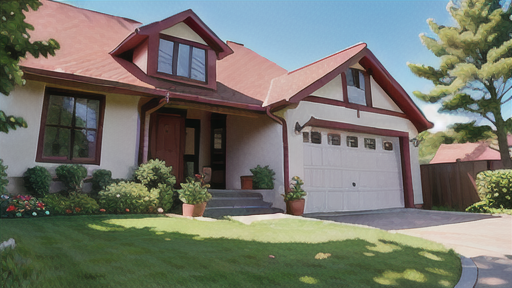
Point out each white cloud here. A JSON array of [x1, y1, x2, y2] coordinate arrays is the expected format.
[[420, 103, 473, 132]]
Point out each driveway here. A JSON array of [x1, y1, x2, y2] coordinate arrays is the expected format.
[[305, 208, 512, 288]]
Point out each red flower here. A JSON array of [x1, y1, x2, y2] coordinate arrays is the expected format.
[[99, 208, 106, 212], [6, 205, 15, 212], [75, 207, 81, 213], [66, 209, 72, 214], [37, 202, 44, 209], [125, 208, 130, 212]]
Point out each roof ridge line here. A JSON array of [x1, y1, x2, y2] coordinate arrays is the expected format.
[[47, 0, 141, 25], [287, 42, 366, 75]]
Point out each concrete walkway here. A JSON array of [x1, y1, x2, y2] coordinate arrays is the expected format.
[[304, 208, 512, 288]]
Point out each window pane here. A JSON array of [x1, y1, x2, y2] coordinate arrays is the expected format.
[[346, 70, 354, 87], [191, 47, 206, 81], [311, 132, 321, 144], [43, 127, 70, 158], [73, 129, 96, 159], [47, 95, 74, 126], [157, 39, 174, 74], [364, 138, 376, 150], [86, 99, 99, 129], [359, 71, 365, 90], [177, 43, 191, 77], [347, 136, 358, 148], [75, 98, 87, 128]]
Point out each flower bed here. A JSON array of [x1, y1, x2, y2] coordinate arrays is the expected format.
[[1, 194, 49, 218]]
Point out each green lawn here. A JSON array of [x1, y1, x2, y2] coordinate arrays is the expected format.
[[1, 215, 461, 288]]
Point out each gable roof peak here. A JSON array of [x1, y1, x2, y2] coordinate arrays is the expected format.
[[288, 42, 367, 75]]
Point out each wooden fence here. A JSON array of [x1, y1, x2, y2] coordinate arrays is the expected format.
[[420, 160, 503, 211]]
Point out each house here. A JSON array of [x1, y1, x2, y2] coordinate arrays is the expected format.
[[0, 0, 432, 213], [430, 135, 512, 169]]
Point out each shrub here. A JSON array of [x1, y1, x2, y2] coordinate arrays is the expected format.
[[91, 169, 113, 199], [1, 195, 48, 218], [0, 159, 8, 194], [476, 170, 512, 209], [134, 159, 176, 189], [23, 166, 52, 198], [56, 164, 87, 194], [1, 246, 38, 288], [465, 200, 490, 213], [134, 159, 176, 211], [177, 176, 212, 205], [250, 165, 275, 189], [98, 182, 158, 214], [41, 193, 99, 215]]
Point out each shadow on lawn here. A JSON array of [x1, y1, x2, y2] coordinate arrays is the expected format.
[[1, 215, 461, 288]]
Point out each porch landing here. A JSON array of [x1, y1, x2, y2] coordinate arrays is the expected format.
[[204, 189, 284, 218]]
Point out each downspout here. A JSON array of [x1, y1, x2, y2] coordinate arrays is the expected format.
[[266, 107, 290, 193]]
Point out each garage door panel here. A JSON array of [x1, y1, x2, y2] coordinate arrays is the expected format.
[[311, 146, 323, 166], [326, 192, 343, 211], [343, 192, 359, 211], [305, 191, 327, 213]]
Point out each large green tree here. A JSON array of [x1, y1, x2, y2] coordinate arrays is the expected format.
[[409, 0, 512, 168], [0, 0, 59, 133]]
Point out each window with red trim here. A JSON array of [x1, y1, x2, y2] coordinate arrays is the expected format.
[[157, 38, 206, 82], [36, 88, 105, 164], [346, 68, 367, 105]]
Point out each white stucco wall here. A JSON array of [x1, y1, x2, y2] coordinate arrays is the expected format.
[[310, 75, 343, 100], [371, 77, 403, 112], [0, 81, 140, 194], [226, 115, 285, 210], [161, 22, 207, 45], [283, 101, 423, 206]]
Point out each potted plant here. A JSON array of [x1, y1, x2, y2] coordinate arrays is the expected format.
[[282, 176, 307, 216], [250, 165, 275, 189], [177, 174, 212, 217]]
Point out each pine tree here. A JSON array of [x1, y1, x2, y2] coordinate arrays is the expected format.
[[0, 0, 59, 133], [409, 0, 512, 168]]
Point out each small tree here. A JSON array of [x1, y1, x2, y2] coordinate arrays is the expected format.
[[0, 0, 59, 133], [409, 0, 512, 168]]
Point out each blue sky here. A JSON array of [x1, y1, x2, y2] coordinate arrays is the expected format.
[[56, 0, 511, 132]]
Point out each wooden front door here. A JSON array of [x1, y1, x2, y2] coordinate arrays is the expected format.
[[150, 113, 185, 182]]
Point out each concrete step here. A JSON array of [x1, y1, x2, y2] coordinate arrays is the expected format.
[[207, 198, 272, 208], [204, 189, 283, 218], [203, 207, 285, 218], [209, 189, 263, 199]]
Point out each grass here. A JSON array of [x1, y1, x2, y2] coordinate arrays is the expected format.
[[1, 215, 461, 288]]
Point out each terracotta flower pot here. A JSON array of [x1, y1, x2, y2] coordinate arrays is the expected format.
[[182, 202, 207, 217], [240, 176, 253, 190], [287, 199, 305, 216]]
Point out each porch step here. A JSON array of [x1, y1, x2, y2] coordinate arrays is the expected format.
[[205, 189, 284, 218]]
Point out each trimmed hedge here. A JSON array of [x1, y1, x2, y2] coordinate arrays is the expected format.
[[98, 182, 159, 214], [23, 166, 52, 198], [476, 169, 512, 209]]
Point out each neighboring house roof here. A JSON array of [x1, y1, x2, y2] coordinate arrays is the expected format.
[[21, 0, 432, 131], [430, 142, 501, 164]]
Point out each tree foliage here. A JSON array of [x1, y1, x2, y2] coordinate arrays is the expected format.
[[0, 0, 59, 133], [409, 0, 512, 168]]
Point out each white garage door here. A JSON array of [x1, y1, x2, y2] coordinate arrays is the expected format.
[[303, 129, 404, 213]]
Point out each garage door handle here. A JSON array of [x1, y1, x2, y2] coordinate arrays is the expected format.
[[352, 182, 356, 187]]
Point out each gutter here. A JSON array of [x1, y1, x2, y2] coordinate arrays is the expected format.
[[266, 107, 290, 193]]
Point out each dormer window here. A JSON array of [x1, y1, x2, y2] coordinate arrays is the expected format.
[[157, 37, 206, 82], [346, 68, 366, 105]]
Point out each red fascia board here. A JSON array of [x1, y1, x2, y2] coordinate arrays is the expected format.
[[22, 67, 264, 112], [110, 32, 148, 56], [137, 10, 233, 60], [304, 117, 409, 138], [358, 50, 433, 132]]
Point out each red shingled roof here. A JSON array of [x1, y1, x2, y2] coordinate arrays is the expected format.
[[430, 142, 501, 164], [264, 43, 367, 106], [217, 42, 288, 102]]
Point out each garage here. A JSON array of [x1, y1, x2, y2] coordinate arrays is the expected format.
[[302, 128, 404, 213]]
